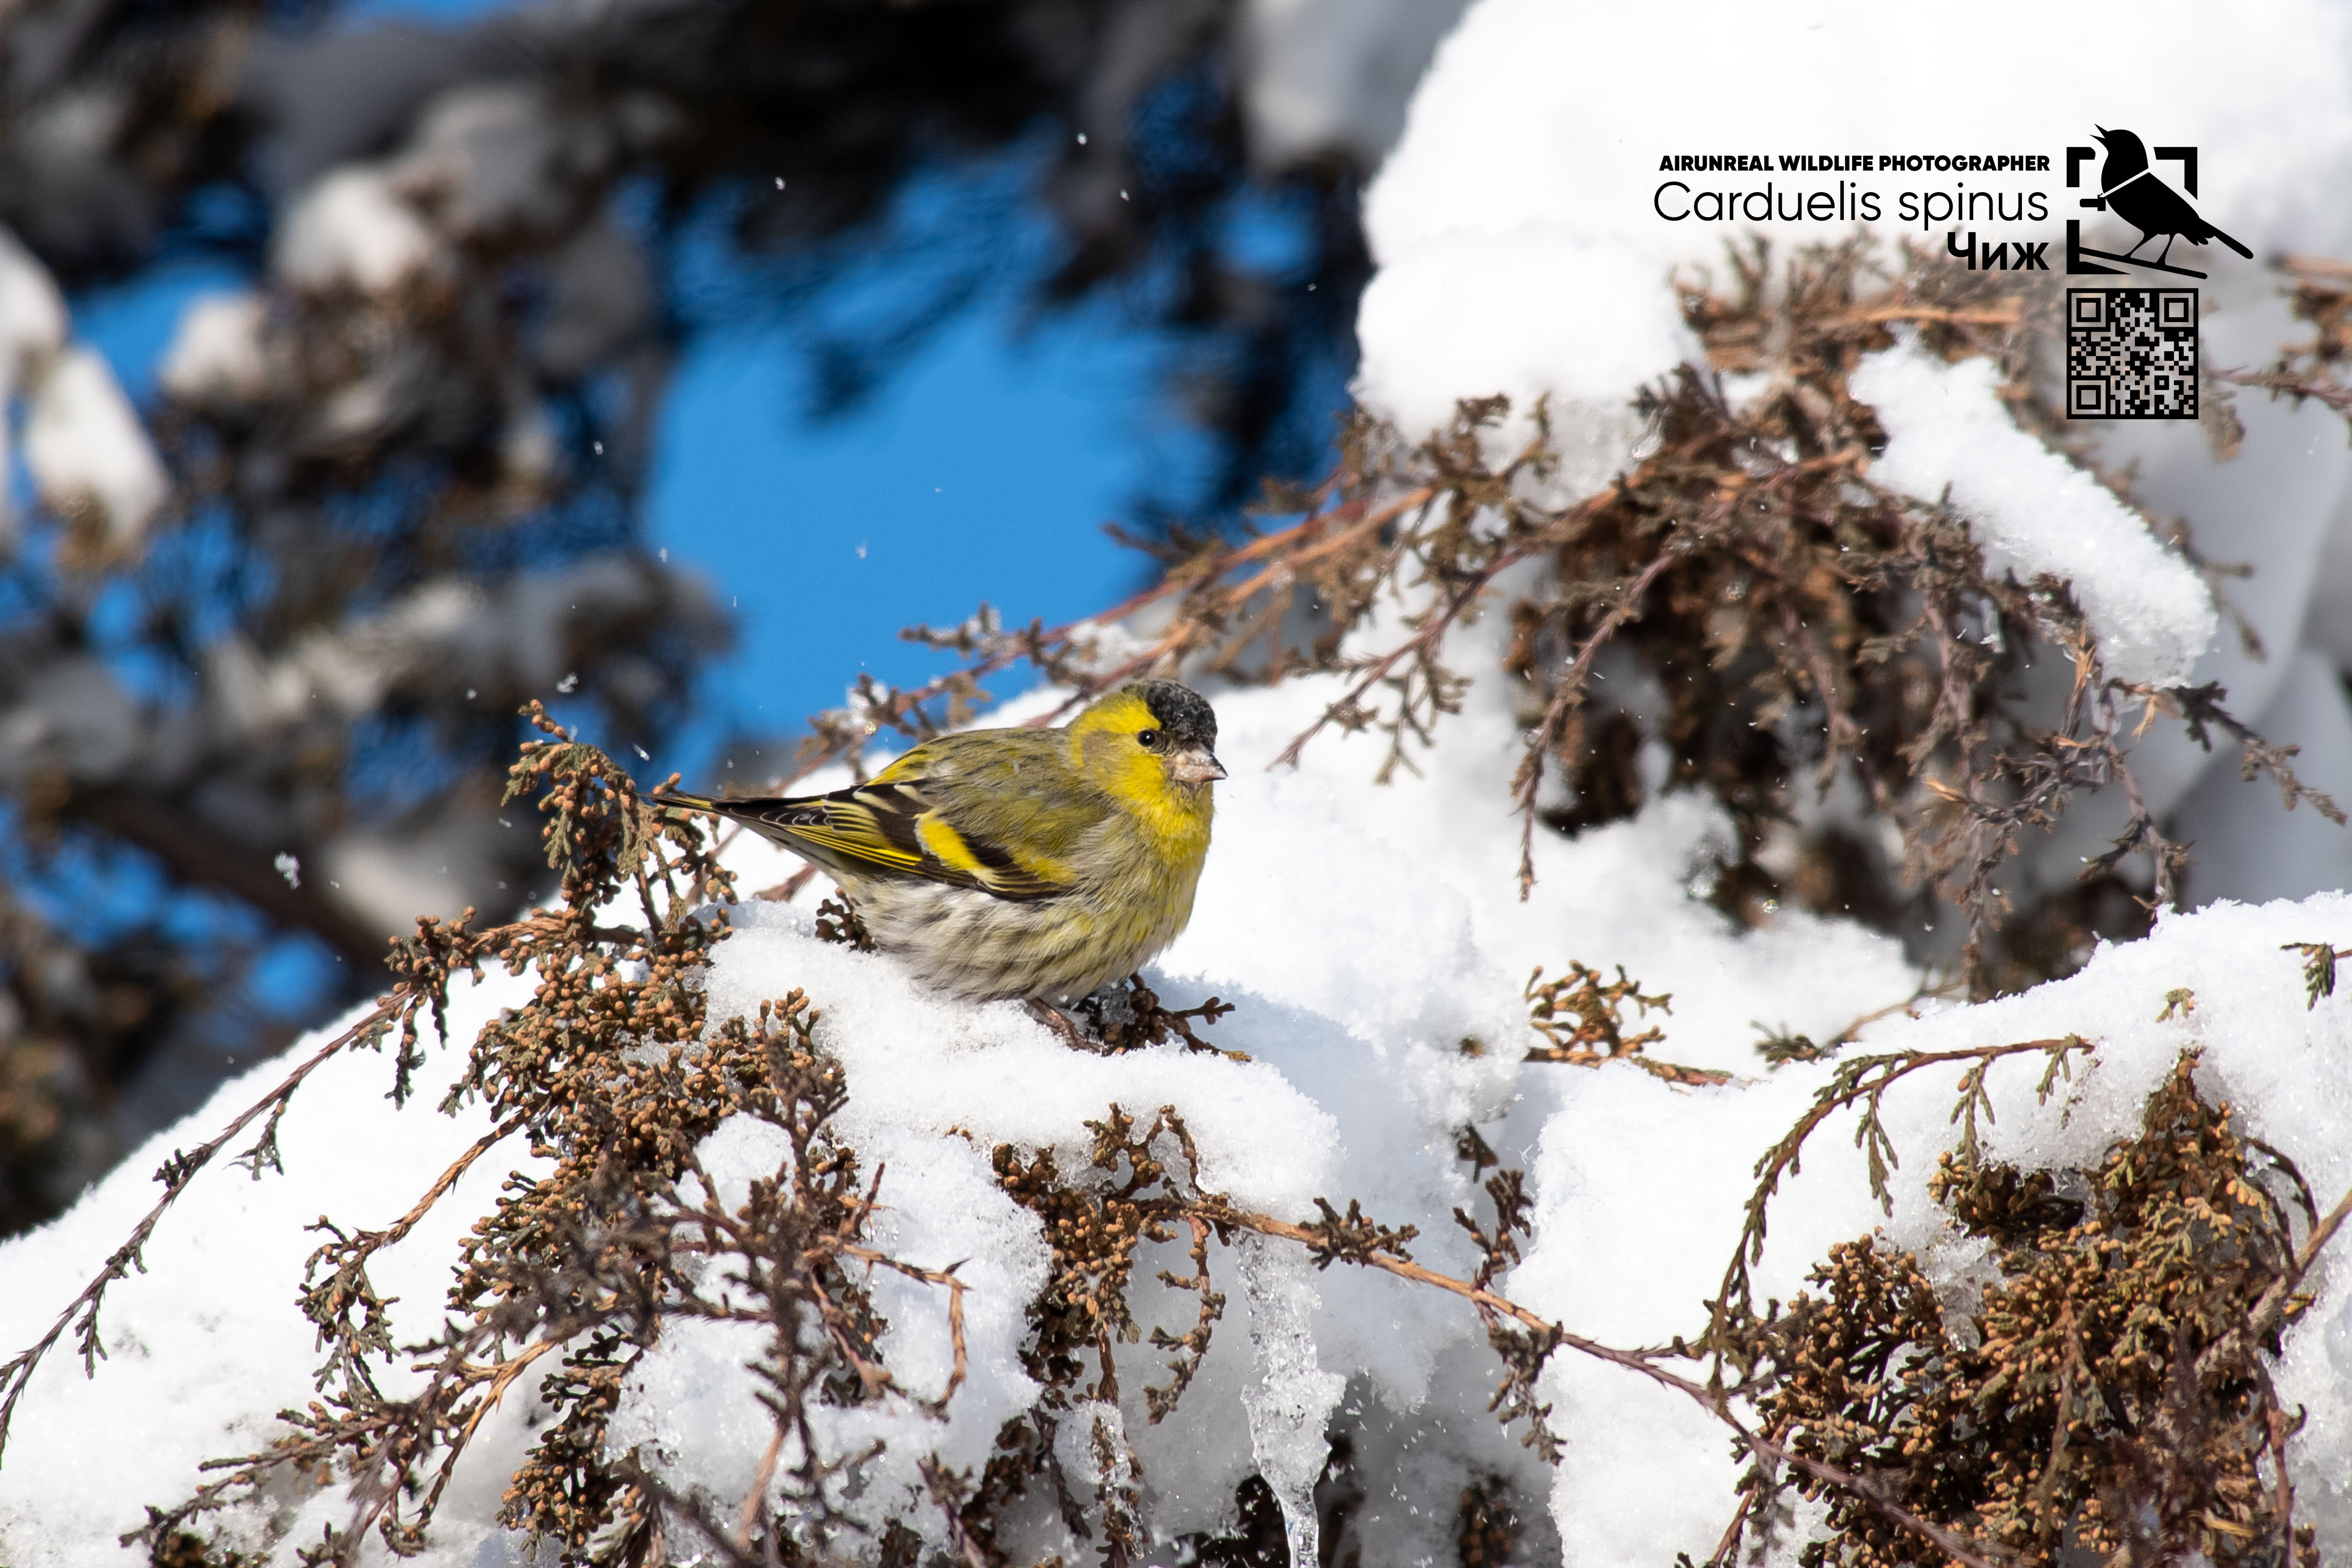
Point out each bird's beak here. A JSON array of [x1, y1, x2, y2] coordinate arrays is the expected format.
[[1170, 745, 1227, 785], [2093, 126, 2108, 144]]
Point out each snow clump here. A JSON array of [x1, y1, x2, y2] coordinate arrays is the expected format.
[[1849, 341, 2217, 686], [0, 226, 166, 548]]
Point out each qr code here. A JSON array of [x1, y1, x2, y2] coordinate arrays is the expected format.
[[2067, 288, 2198, 419]]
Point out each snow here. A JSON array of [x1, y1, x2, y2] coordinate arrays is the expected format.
[[0, 227, 66, 386], [158, 291, 271, 407], [1363, 0, 2352, 275], [1518, 890, 2352, 1557], [0, 656, 139, 786], [1356, 0, 2352, 905], [393, 84, 586, 242], [0, 991, 545, 1567], [2034, 298, 2352, 874], [274, 166, 436, 294], [1850, 341, 2217, 686], [531, 219, 653, 379], [0, 225, 165, 551], [21, 345, 169, 550], [1232, 1236, 1347, 1562], [1352, 226, 1698, 491], [2171, 649, 2352, 904], [1239, 0, 1472, 172]]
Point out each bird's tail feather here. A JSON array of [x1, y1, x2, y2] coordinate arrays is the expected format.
[[2217, 228, 2254, 259], [650, 790, 720, 812], [651, 791, 830, 834]]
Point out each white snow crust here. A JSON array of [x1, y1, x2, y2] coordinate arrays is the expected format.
[[1850, 342, 2217, 686], [23, 346, 170, 548], [0, 227, 67, 386], [1239, 0, 1473, 172], [159, 291, 271, 408]]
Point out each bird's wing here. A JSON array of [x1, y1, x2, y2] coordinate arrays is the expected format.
[[657, 782, 1071, 901]]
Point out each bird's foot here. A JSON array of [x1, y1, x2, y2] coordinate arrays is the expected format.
[[1026, 998, 1114, 1054]]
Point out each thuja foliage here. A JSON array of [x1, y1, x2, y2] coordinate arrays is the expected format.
[[0, 708, 1612, 1565], [979, 1106, 1223, 1559], [965, 1101, 1556, 1559], [1522, 962, 1728, 1085], [2213, 253, 2352, 424], [1, 710, 980, 1566], [1737, 1054, 2323, 1567]]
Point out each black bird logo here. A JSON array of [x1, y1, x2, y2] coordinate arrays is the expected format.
[[2087, 127, 2252, 270]]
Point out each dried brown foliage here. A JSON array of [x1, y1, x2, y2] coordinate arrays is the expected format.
[[993, 1106, 1219, 1428], [2211, 255, 2352, 424], [0, 883, 216, 1236], [1735, 1055, 2325, 1568], [964, 1097, 1614, 1555], [1456, 1475, 1521, 1568], [1066, 976, 1239, 1058], [1522, 961, 1728, 1085], [815, 892, 877, 952], [0, 703, 1609, 1566], [973, 1106, 1220, 1560], [1710, 1032, 2097, 1375], [5, 714, 2351, 1568]]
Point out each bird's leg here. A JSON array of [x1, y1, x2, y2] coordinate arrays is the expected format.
[[2121, 231, 2153, 259], [2155, 232, 2178, 268], [1027, 998, 1111, 1053]]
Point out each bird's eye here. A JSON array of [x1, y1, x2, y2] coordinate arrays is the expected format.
[[1136, 728, 1161, 748]]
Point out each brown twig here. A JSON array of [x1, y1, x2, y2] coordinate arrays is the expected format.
[[1511, 546, 1680, 894], [0, 995, 402, 1463], [2218, 1175, 2352, 1375], [1272, 539, 1548, 770], [738, 1426, 786, 1550]]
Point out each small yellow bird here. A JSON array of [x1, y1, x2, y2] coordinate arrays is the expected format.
[[655, 680, 1226, 1004]]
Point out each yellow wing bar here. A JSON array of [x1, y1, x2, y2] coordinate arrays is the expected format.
[[653, 786, 1065, 901]]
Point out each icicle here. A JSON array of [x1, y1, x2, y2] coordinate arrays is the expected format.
[[1056, 1400, 1143, 1548], [1235, 1233, 1345, 1565]]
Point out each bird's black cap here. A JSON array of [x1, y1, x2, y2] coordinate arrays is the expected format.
[[1127, 679, 1217, 748]]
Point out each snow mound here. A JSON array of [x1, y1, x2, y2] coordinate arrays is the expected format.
[[1365, 0, 2352, 280], [8, 3, 2352, 1562], [1355, 0, 2352, 902], [0, 228, 166, 551]]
